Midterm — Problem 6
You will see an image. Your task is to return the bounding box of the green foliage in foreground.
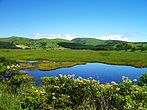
[138,73,147,86]
[0,57,18,79]
[0,58,147,110]
[0,73,147,110]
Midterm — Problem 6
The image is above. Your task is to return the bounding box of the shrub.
[138,73,147,86]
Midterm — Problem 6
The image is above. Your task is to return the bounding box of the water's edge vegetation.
[20,61,85,71]
[0,57,147,110]
[0,49,147,70]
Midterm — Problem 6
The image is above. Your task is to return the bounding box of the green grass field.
[0,49,147,69]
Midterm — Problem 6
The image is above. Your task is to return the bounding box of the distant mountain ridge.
[72,38,125,46]
[0,36,147,51]
[0,36,70,49]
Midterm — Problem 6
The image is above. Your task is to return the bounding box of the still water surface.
[20,63,147,84]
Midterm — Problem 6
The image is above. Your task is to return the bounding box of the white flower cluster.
[111,81,118,85]
[7,64,20,70]
[122,77,132,84]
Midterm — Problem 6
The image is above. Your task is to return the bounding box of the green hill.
[72,38,107,46]
[0,36,147,51]
[0,36,70,49]
[72,38,125,46]
[71,38,147,51]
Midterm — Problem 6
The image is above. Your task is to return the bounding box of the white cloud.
[34,33,77,40]
[98,34,129,41]
[35,33,42,36]
[33,33,129,41]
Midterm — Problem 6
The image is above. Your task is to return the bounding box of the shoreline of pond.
[20,60,147,71]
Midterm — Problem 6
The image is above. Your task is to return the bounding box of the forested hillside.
[0,36,69,49]
[0,36,147,51]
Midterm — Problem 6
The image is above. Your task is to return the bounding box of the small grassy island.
[20,61,85,71]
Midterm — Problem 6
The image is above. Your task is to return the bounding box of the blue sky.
[0,0,147,41]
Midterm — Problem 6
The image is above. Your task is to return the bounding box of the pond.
[20,62,147,85]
